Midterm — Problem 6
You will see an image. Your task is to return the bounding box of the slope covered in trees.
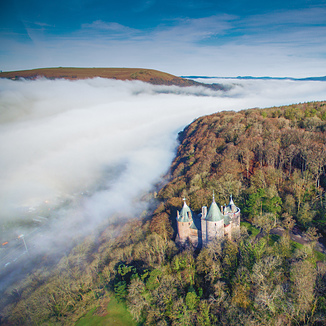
[157,101,326,236]
[1,102,326,325]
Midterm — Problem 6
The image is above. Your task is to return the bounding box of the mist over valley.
[2,0,326,322]
[1,74,326,293]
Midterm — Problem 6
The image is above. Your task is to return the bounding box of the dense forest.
[1,101,326,325]
[157,100,326,234]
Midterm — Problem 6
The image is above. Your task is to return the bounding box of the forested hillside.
[157,101,326,235]
[1,102,326,325]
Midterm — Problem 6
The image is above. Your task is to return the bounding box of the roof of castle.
[206,195,224,222]
[224,195,238,214]
[224,214,231,226]
[177,198,194,222]
[190,221,198,230]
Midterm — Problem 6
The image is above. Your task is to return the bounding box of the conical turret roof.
[177,198,194,222]
[206,194,223,222]
[224,195,237,213]
[190,221,198,230]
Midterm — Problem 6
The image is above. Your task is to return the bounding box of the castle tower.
[176,198,194,243]
[202,193,224,245]
[223,195,241,240]
[228,195,237,213]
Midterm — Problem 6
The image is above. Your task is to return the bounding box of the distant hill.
[0,67,224,90]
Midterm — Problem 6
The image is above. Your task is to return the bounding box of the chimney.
[202,206,207,219]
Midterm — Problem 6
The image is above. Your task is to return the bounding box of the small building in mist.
[175,194,240,246]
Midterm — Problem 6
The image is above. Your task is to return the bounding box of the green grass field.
[76,296,139,326]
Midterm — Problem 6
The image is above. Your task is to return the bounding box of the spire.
[229,194,235,206]
[182,197,188,209]
[212,191,215,203]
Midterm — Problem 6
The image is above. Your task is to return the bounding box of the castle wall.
[189,230,199,246]
[190,228,198,237]
[201,206,207,245]
[206,219,224,242]
[177,221,191,243]
[224,223,232,240]
[235,211,240,226]
[230,210,241,239]
[201,219,207,245]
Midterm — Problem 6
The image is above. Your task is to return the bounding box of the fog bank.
[0,77,326,257]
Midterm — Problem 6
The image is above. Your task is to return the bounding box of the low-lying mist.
[0,76,325,286]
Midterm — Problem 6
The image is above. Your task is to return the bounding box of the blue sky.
[1,0,326,77]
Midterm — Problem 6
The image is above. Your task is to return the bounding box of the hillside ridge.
[156,101,326,239]
[0,67,224,89]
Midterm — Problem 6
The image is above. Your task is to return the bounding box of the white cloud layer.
[0,77,326,258]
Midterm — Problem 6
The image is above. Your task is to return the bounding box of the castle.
[176,194,240,246]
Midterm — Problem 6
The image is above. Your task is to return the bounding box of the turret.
[205,193,223,222]
[176,198,194,243]
[223,195,241,240]
[203,192,224,245]
[224,195,238,214]
[177,197,193,222]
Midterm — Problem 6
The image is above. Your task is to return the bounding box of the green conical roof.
[224,195,237,213]
[190,221,198,230]
[206,196,223,222]
[177,199,193,222]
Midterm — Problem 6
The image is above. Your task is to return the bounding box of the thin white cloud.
[31,21,55,28]
[241,7,326,28]
[82,20,140,34]
[152,14,236,42]
[229,7,326,50]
